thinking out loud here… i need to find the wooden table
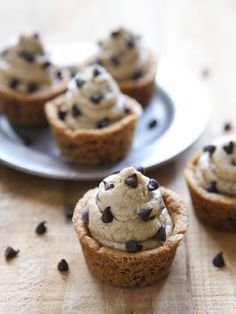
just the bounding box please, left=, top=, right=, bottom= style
left=0, top=1, right=236, bottom=313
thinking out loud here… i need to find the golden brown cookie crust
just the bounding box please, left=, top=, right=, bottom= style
left=0, top=74, right=68, bottom=126
left=72, top=187, right=188, bottom=287
left=45, top=94, right=142, bottom=166
left=185, top=154, right=236, bottom=232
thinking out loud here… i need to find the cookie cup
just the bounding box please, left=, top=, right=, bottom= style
left=185, top=154, right=236, bottom=232
left=45, top=94, right=142, bottom=166
left=72, top=187, right=188, bottom=287
left=0, top=75, right=68, bottom=126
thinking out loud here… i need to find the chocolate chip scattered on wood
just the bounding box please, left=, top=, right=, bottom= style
left=82, top=210, right=89, bottom=224
left=223, top=141, right=234, bottom=154
left=206, top=181, right=217, bottom=193
left=148, top=179, right=159, bottom=191
left=138, top=206, right=153, bottom=221
left=148, top=119, right=158, bottom=129
left=126, top=240, right=143, bottom=253
left=5, top=246, right=19, bottom=261
left=212, top=252, right=225, bottom=268
left=35, top=221, right=47, bottom=235
left=125, top=173, right=138, bottom=188
left=102, top=206, right=113, bottom=223
left=136, top=166, right=145, bottom=175
left=203, top=145, right=216, bottom=156
left=154, top=225, right=166, bottom=242
left=58, top=259, right=69, bottom=272
left=103, top=180, right=115, bottom=191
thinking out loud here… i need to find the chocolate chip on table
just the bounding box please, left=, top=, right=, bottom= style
left=224, top=122, right=232, bottom=132
left=125, top=173, right=138, bottom=188
left=148, top=179, right=159, bottom=191
left=110, top=55, right=120, bottom=67
left=203, top=145, right=216, bottom=156
left=75, top=77, right=85, bottom=88
left=132, top=71, right=143, bottom=81
left=111, top=30, right=121, bottom=37
left=103, top=180, right=115, bottom=191
left=93, top=68, right=101, bottom=77
left=212, top=252, right=225, bottom=268
left=35, top=221, right=47, bottom=235
left=9, top=78, right=20, bottom=90
left=5, top=246, right=19, bottom=261
left=136, top=166, right=145, bottom=175
left=223, top=141, right=234, bottom=154
left=58, top=259, right=69, bottom=272
left=82, top=209, right=89, bottom=224
left=58, top=108, right=67, bottom=121
left=154, top=225, right=166, bottom=242
left=138, top=206, right=153, bottom=221
left=97, top=118, right=109, bottom=129
left=18, top=50, right=35, bottom=62
left=72, top=104, right=81, bottom=117
left=148, top=119, right=158, bottom=129
left=42, top=61, right=51, bottom=69
left=206, top=181, right=217, bottom=193
left=102, top=206, right=113, bottom=223
left=90, top=93, right=103, bottom=104
left=27, top=82, right=38, bottom=93
left=126, top=240, right=143, bottom=253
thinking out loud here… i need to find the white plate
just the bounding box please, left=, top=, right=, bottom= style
left=0, top=43, right=210, bottom=180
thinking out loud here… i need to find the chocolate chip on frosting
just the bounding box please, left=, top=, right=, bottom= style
left=148, top=119, right=158, bottom=129
left=127, top=38, right=136, bottom=49
left=97, top=118, right=109, bottom=129
left=223, top=141, right=234, bottom=154
left=138, top=206, right=153, bottom=221
left=9, top=78, right=20, bottom=90
left=90, top=93, right=103, bottom=104
left=126, top=240, right=143, bottom=253
left=136, top=166, right=145, bottom=175
left=72, top=104, right=81, bottom=117
left=154, top=225, right=166, bottom=242
left=93, top=67, right=102, bottom=77
left=58, top=108, right=67, bottom=121
left=124, top=106, right=131, bottom=114
left=111, top=30, right=121, bottom=37
left=27, top=82, right=38, bottom=93
left=125, top=173, right=138, bottom=188
left=110, top=55, right=120, bottom=67
left=102, top=206, right=113, bottom=223
left=103, top=180, right=115, bottom=191
left=75, top=77, right=85, bottom=88
left=203, top=145, right=216, bottom=156
left=18, top=50, right=35, bottom=62
left=82, top=209, right=89, bottom=224
left=42, top=61, right=51, bottom=69
left=56, top=70, right=63, bottom=80
left=148, top=179, right=159, bottom=191
left=132, top=71, right=143, bottom=81
left=206, top=181, right=217, bottom=193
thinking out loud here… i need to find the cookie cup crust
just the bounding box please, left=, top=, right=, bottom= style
left=45, top=94, right=142, bottom=166
left=0, top=73, right=69, bottom=126
left=72, top=187, right=188, bottom=287
left=185, top=154, right=236, bottom=232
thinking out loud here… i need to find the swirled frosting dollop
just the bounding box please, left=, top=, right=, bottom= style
left=61, top=64, right=130, bottom=130
left=0, top=33, right=62, bottom=93
left=196, top=134, right=236, bottom=196
left=83, top=167, right=173, bottom=252
left=96, top=27, right=151, bottom=81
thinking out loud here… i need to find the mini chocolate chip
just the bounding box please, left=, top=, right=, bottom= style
left=125, top=173, right=138, bottom=188
left=132, top=71, right=143, bottom=81
left=102, top=206, right=113, bottom=223
left=58, top=108, right=67, bottom=121
left=56, top=70, right=62, bottom=80
left=224, top=122, right=232, bottom=132
left=110, top=56, right=120, bottom=67
left=212, top=252, right=225, bottom=268
left=232, top=159, right=236, bottom=166
left=72, top=104, right=81, bottom=117
left=90, top=93, right=103, bottom=104
left=9, top=78, right=20, bottom=90
left=206, top=181, right=217, bottom=193
left=203, top=145, right=216, bottom=156
left=148, top=179, right=159, bottom=191
left=138, top=206, right=153, bottom=221
left=97, top=118, right=109, bottom=129
left=18, top=50, right=35, bottom=62
left=136, top=166, right=145, bottom=174
left=126, top=240, right=143, bottom=253
left=75, top=78, right=85, bottom=88
left=5, top=246, right=19, bottom=261
left=103, top=180, right=115, bottom=191
left=27, top=82, right=38, bottom=93
left=124, top=106, right=131, bottom=114
left=93, top=68, right=101, bottom=77
left=154, top=225, right=166, bottom=241
left=111, top=30, right=121, bottom=37
left=127, top=38, right=135, bottom=49
left=42, top=61, right=51, bottom=69
left=82, top=210, right=89, bottom=224
left=58, top=259, right=69, bottom=272
left=35, top=221, right=47, bottom=235
left=148, top=119, right=158, bottom=129
left=223, top=141, right=234, bottom=154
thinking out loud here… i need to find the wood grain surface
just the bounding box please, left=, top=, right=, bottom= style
left=0, top=0, right=236, bottom=313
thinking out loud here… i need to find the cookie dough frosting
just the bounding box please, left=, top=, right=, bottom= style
left=61, top=64, right=129, bottom=130
left=0, top=33, right=62, bottom=93
left=196, top=134, right=236, bottom=196
left=96, top=27, right=151, bottom=81
left=82, top=166, right=173, bottom=252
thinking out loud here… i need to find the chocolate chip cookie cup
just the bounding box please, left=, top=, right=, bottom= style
left=72, top=167, right=188, bottom=287
left=0, top=33, right=68, bottom=125
left=45, top=65, right=142, bottom=165
left=185, top=135, right=236, bottom=232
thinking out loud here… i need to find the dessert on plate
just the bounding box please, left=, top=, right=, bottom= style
left=185, top=134, right=236, bottom=232
left=0, top=33, right=68, bottom=125
left=45, top=64, right=142, bottom=165
left=84, top=27, right=157, bottom=106
left=73, top=166, right=188, bottom=287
